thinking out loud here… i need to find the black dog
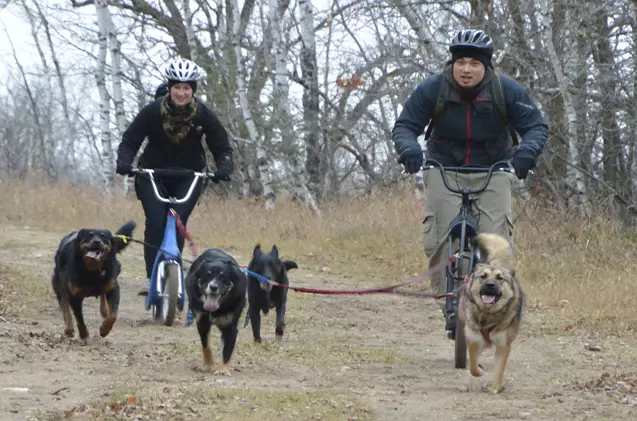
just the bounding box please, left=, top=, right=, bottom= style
left=185, top=248, right=246, bottom=375
left=51, top=221, right=136, bottom=341
left=244, top=244, right=298, bottom=343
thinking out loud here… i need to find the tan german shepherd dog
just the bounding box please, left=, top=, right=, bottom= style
left=459, top=232, right=524, bottom=393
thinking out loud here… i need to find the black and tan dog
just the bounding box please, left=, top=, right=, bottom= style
left=51, top=221, right=136, bottom=341
left=185, top=248, right=246, bottom=376
left=243, top=244, right=298, bottom=343
left=459, top=232, right=525, bottom=394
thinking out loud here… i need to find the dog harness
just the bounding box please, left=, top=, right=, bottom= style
left=481, top=325, right=496, bottom=344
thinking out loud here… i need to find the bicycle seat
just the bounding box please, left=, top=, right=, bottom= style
left=448, top=213, right=478, bottom=241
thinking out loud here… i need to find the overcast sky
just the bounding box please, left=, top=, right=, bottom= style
left=0, top=5, right=33, bottom=83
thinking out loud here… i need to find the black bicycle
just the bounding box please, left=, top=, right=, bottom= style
left=421, top=159, right=516, bottom=369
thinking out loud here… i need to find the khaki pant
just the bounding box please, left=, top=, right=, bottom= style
left=421, top=170, right=515, bottom=310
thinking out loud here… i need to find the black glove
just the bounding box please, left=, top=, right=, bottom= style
left=116, top=161, right=133, bottom=176
left=512, top=152, right=536, bottom=180
left=212, top=168, right=231, bottom=183
left=398, top=143, right=424, bottom=174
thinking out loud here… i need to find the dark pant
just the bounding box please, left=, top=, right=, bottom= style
left=135, top=175, right=203, bottom=279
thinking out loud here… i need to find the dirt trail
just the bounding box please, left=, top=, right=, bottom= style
left=0, top=223, right=635, bottom=420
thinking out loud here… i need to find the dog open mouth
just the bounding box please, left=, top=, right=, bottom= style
left=479, top=283, right=502, bottom=305
left=203, top=292, right=220, bottom=312
left=82, top=246, right=107, bottom=260
left=481, top=293, right=502, bottom=305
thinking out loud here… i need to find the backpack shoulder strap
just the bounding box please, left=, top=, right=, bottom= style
left=491, top=72, right=519, bottom=146
left=425, top=76, right=450, bottom=140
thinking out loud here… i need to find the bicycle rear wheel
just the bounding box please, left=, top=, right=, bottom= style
left=153, top=261, right=180, bottom=326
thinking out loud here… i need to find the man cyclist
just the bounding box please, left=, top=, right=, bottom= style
left=392, top=29, right=548, bottom=339
left=116, top=58, right=234, bottom=296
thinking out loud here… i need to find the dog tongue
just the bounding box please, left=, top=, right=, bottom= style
left=481, top=295, right=496, bottom=304
left=203, top=297, right=219, bottom=312
left=85, top=251, right=102, bottom=260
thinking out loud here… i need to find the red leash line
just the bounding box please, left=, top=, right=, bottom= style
left=171, top=209, right=198, bottom=257
left=261, top=255, right=457, bottom=296
left=173, top=217, right=458, bottom=298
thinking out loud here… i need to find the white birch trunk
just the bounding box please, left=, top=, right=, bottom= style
left=95, top=0, right=113, bottom=189
left=540, top=0, right=588, bottom=212
left=183, top=0, right=198, bottom=63
left=231, top=0, right=275, bottom=208
left=270, top=0, right=320, bottom=214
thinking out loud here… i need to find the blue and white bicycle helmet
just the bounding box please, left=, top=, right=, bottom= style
left=164, top=58, right=203, bottom=82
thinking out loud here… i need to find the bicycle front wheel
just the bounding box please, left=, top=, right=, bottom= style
left=153, top=261, right=180, bottom=326
left=454, top=301, right=467, bottom=369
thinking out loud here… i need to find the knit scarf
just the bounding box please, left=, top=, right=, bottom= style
left=160, top=96, right=198, bottom=144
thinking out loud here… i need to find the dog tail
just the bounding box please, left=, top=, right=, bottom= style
left=114, top=220, right=137, bottom=253
left=475, top=232, right=514, bottom=268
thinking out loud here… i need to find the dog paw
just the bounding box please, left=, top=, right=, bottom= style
left=78, top=324, right=89, bottom=340
left=469, top=365, right=484, bottom=377
left=491, top=384, right=505, bottom=394
left=213, top=364, right=231, bottom=376
left=64, top=328, right=75, bottom=338
left=99, top=319, right=115, bottom=338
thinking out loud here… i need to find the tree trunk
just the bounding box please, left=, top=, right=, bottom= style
left=299, top=0, right=322, bottom=200
left=540, top=0, right=588, bottom=212
left=269, top=0, right=320, bottom=214
left=230, top=0, right=275, bottom=208
left=95, top=0, right=114, bottom=188
left=591, top=8, right=623, bottom=193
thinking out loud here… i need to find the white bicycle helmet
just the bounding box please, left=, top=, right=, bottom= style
left=164, top=58, right=203, bottom=82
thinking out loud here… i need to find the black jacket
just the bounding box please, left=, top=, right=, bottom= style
left=117, top=98, right=233, bottom=173
left=392, top=71, right=548, bottom=167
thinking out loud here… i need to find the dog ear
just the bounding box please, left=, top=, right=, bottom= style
left=270, top=244, right=279, bottom=259
left=282, top=260, right=298, bottom=271
left=253, top=244, right=262, bottom=259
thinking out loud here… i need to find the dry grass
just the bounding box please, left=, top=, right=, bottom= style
left=0, top=263, right=50, bottom=317
left=1, top=178, right=636, bottom=333
left=39, top=383, right=376, bottom=421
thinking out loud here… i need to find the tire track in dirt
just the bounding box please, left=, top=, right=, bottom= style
left=0, top=224, right=636, bottom=420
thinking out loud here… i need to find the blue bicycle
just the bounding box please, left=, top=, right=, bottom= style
left=130, top=168, right=221, bottom=326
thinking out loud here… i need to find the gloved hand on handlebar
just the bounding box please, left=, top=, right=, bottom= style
left=512, top=151, right=536, bottom=180
left=398, top=143, right=424, bottom=174
left=212, top=168, right=231, bottom=183
left=116, top=161, right=134, bottom=176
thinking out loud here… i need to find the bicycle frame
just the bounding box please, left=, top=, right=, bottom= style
left=421, top=160, right=517, bottom=360
left=130, top=168, right=218, bottom=313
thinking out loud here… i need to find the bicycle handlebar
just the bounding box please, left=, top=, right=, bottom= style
left=130, top=168, right=228, bottom=204
left=421, top=159, right=521, bottom=196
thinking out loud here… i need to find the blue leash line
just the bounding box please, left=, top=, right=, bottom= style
left=239, top=267, right=271, bottom=285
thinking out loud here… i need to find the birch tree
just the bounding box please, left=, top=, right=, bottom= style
left=230, top=0, right=276, bottom=208
left=540, top=0, right=589, bottom=212
left=95, top=0, right=114, bottom=188
left=267, top=0, right=320, bottom=213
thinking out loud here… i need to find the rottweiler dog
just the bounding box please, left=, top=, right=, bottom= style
left=244, top=244, right=298, bottom=343
left=185, top=248, right=246, bottom=376
left=51, top=221, right=136, bottom=341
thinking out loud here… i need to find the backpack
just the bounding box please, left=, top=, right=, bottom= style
left=424, top=72, right=519, bottom=146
